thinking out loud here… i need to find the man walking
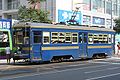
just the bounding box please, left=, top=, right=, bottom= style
left=6, top=47, right=11, bottom=64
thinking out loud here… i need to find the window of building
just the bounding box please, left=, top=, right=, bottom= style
left=83, top=0, right=91, bottom=10
left=119, top=5, right=120, bottom=16
left=0, top=0, right=2, bottom=10
left=92, top=0, right=104, bottom=13
left=113, top=0, right=118, bottom=16
left=12, top=14, right=18, bottom=19
left=8, top=0, right=20, bottom=10
left=106, top=1, right=112, bottom=14
left=118, top=0, right=120, bottom=4
left=83, top=15, right=91, bottom=25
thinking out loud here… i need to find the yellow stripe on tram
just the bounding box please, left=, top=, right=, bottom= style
left=88, top=46, right=112, bottom=49
left=42, top=46, right=79, bottom=50
left=22, top=47, right=32, bottom=50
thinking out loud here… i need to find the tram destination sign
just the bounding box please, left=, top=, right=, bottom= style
left=0, top=19, right=12, bottom=29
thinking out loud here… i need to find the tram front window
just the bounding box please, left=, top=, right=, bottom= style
left=15, top=29, right=30, bottom=45
left=0, top=31, right=10, bottom=47
left=16, top=31, right=24, bottom=44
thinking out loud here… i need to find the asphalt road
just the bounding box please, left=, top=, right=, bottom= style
left=1, top=57, right=120, bottom=80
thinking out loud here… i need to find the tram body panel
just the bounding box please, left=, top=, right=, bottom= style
left=12, top=22, right=115, bottom=62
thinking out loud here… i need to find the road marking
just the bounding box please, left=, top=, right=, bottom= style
left=4, top=64, right=110, bottom=80
left=86, top=72, right=120, bottom=80
left=84, top=67, right=120, bottom=74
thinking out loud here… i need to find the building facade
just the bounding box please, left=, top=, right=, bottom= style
left=0, top=0, right=120, bottom=29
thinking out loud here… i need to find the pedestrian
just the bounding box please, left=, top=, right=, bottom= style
left=6, top=47, right=11, bottom=64
left=117, top=42, right=120, bottom=55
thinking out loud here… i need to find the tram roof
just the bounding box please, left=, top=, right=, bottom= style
left=13, top=22, right=115, bottom=32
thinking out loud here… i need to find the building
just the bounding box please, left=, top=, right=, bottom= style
left=0, top=0, right=120, bottom=29
left=0, top=0, right=27, bottom=19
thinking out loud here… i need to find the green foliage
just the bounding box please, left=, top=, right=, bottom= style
left=18, top=6, right=52, bottom=23
left=114, top=18, right=120, bottom=33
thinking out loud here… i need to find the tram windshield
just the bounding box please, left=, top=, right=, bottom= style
left=14, top=28, right=30, bottom=45
left=0, top=31, right=10, bottom=47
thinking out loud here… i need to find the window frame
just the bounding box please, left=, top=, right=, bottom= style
left=43, top=32, right=50, bottom=44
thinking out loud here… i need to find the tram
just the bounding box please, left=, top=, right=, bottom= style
left=0, top=19, right=12, bottom=59
left=12, top=22, right=115, bottom=62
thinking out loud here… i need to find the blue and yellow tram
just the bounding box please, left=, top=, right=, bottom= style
left=12, top=22, right=115, bottom=62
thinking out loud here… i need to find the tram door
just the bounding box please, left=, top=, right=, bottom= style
left=79, top=32, right=88, bottom=58
left=31, top=31, right=42, bottom=61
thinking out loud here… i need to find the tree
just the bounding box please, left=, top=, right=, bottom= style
left=114, top=18, right=120, bottom=33
left=18, top=0, right=51, bottom=23
left=18, top=6, right=51, bottom=23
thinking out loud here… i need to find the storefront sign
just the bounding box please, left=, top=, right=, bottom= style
left=92, top=17, right=105, bottom=25
left=0, top=19, right=12, bottom=29
left=58, top=9, right=82, bottom=24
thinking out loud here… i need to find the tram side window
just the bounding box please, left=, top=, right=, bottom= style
left=112, top=35, right=114, bottom=43
left=108, top=34, right=112, bottom=44
left=88, top=34, right=93, bottom=44
left=93, top=34, right=99, bottom=43
left=79, top=33, right=82, bottom=43
left=103, top=34, right=108, bottom=43
left=72, top=33, right=78, bottom=44
left=43, top=32, right=50, bottom=44
left=59, top=32, right=65, bottom=43
left=65, top=32, right=72, bottom=43
left=51, top=32, right=58, bottom=44
left=34, top=31, right=42, bottom=43
left=83, top=33, right=87, bottom=43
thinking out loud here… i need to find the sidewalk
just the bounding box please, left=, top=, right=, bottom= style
left=0, top=59, right=15, bottom=71
left=0, top=55, right=120, bottom=71
left=0, top=58, right=13, bottom=64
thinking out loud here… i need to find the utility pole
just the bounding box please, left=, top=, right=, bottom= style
left=111, top=0, right=113, bottom=29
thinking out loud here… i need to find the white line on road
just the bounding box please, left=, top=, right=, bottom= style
left=4, top=64, right=110, bottom=80
left=84, top=67, right=120, bottom=74
left=86, top=72, right=120, bottom=80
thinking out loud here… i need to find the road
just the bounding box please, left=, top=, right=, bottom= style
left=1, top=57, right=120, bottom=80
